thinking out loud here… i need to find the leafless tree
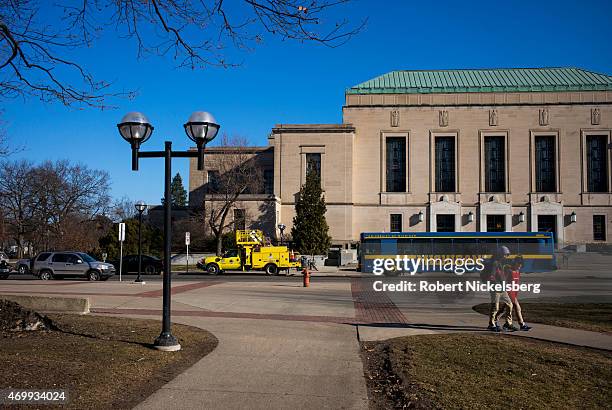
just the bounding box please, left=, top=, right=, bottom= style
left=201, top=135, right=263, bottom=255
left=0, top=159, right=111, bottom=256
left=109, top=195, right=139, bottom=223
left=32, top=160, right=111, bottom=245
left=0, top=160, right=40, bottom=256
left=0, top=1, right=365, bottom=108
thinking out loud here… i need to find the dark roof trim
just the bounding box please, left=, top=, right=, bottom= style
left=272, top=124, right=355, bottom=134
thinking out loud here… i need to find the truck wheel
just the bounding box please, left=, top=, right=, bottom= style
left=264, top=264, right=278, bottom=275
left=18, top=265, right=28, bottom=274
left=39, top=270, right=53, bottom=280
left=206, top=263, right=220, bottom=275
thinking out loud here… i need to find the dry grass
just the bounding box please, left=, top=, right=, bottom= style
left=362, top=333, right=612, bottom=409
left=473, top=302, right=612, bottom=333
left=0, top=314, right=217, bottom=409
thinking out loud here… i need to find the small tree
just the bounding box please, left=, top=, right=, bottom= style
left=162, top=173, right=188, bottom=207
left=172, top=173, right=188, bottom=207
left=291, top=173, right=331, bottom=255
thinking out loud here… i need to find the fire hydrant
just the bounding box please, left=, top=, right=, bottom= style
left=302, top=268, right=310, bottom=287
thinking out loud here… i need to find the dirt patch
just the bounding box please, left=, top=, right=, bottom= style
left=473, top=302, right=612, bottom=333
left=0, top=312, right=217, bottom=409
left=361, top=333, right=612, bottom=409
left=0, top=299, right=56, bottom=332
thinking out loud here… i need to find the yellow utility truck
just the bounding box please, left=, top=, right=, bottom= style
left=200, top=230, right=302, bottom=275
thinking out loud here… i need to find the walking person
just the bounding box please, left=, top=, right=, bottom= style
left=486, top=246, right=516, bottom=332
left=497, top=256, right=532, bottom=331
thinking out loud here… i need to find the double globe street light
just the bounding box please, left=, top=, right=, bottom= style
left=118, top=111, right=220, bottom=351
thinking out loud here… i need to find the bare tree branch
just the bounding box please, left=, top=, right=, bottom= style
left=0, top=0, right=365, bottom=108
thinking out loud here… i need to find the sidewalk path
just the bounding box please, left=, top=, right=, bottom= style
left=1, top=274, right=611, bottom=409
left=133, top=317, right=367, bottom=410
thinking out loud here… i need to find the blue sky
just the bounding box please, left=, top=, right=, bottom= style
left=4, top=0, right=612, bottom=205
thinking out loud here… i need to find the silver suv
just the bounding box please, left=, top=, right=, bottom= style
left=32, top=252, right=115, bottom=281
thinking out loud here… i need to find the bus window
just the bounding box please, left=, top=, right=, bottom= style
left=411, top=238, right=432, bottom=255
left=397, top=238, right=412, bottom=255
left=517, top=238, right=545, bottom=255
left=362, top=239, right=381, bottom=255
left=478, top=238, right=498, bottom=256
left=452, top=238, right=480, bottom=256
left=432, top=238, right=453, bottom=256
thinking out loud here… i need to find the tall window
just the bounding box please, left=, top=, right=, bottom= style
left=386, top=137, right=407, bottom=192
left=484, top=136, right=505, bottom=192
left=306, top=153, right=321, bottom=180
left=435, top=137, right=455, bottom=192
left=390, top=214, right=402, bottom=232
left=233, top=209, right=246, bottom=231
left=436, top=214, right=455, bottom=232
left=207, top=170, right=220, bottom=192
left=263, top=169, right=274, bottom=194
left=535, top=135, right=556, bottom=192
left=587, top=135, right=608, bottom=193
left=486, top=215, right=505, bottom=232
left=593, top=215, right=606, bottom=241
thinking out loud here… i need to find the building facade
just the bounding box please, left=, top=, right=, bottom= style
left=190, top=68, right=612, bottom=246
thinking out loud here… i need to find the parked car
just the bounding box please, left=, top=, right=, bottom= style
left=0, top=259, right=11, bottom=279
left=31, top=251, right=115, bottom=281
left=15, top=257, right=32, bottom=274
left=110, top=254, right=163, bottom=274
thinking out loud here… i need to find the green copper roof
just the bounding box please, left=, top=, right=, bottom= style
left=347, top=68, right=612, bottom=94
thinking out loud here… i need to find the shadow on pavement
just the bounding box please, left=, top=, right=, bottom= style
left=356, top=322, right=487, bottom=332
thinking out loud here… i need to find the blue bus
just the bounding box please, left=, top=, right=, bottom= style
left=359, top=231, right=556, bottom=274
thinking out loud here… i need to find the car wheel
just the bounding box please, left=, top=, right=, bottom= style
left=18, top=265, right=28, bottom=274
left=206, top=263, right=220, bottom=275
left=144, top=264, right=156, bottom=275
left=39, top=270, right=53, bottom=280
left=87, top=270, right=100, bottom=281
left=265, top=264, right=278, bottom=275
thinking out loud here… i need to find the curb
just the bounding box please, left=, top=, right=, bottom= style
left=0, top=294, right=90, bottom=314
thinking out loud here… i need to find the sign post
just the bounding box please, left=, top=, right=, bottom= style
left=185, top=232, right=190, bottom=274
left=118, top=222, right=126, bottom=282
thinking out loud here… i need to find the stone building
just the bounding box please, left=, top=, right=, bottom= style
left=190, top=67, right=612, bottom=246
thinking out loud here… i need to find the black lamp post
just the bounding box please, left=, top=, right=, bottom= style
left=134, top=200, right=147, bottom=283
left=117, top=111, right=220, bottom=352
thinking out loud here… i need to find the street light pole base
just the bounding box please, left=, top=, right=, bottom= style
left=134, top=278, right=145, bottom=283
left=154, top=332, right=181, bottom=352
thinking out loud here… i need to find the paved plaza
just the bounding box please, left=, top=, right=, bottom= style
left=1, top=266, right=611, bottom=409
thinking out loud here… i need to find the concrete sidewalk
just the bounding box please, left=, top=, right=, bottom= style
left=133, top=317, right=367, bottom=410
left=1, top=274, right=611, bottom=409
left=357, top=310, right=612, bottom=351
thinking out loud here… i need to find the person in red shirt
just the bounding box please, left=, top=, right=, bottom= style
left=499, top=256, right=532, bottom=331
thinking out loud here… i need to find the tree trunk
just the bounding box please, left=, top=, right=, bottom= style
left=216, top=234, right=223, bottom=257
left=214, top=208, right=230, bottom=256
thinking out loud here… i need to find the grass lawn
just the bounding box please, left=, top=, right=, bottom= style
left=473, top=302, right=612, bottom=333
left=362, top=333, right=612, bottom=409
left=0, top=314, right=217, bottom=409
